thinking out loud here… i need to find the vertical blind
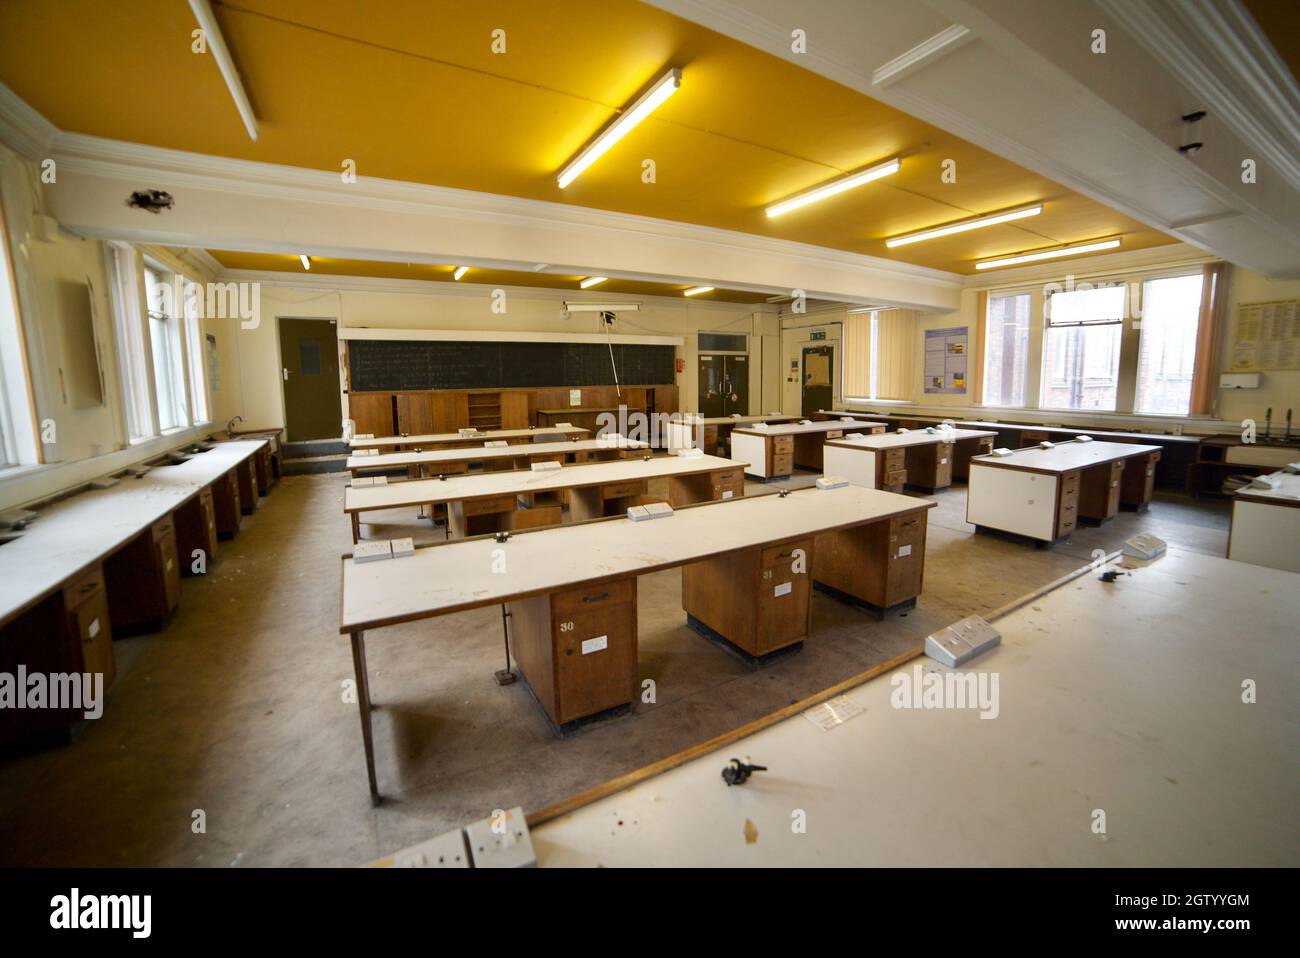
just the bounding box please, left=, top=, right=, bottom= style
left=843, top=311, right=872, bottom=398
left=843, top=309, right=917, bottom=401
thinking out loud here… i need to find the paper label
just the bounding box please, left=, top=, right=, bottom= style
left=581, top=635, right=608, bottom=655
left=940, top=458, right=948, bottom=464
left=88, top=618, right=100, bottom=638
left=774, top=581, right=792, bottom=597
left=898, top=544, right=912, bottom=557
left=722, top=490, right=733, bottom=499
left=803, top=695, right=865, bottom=730
left=569, top=389, right=582, bottom=407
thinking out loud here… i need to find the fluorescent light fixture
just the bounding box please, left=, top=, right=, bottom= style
left=765, top=158, right=900, bottom=218
left=188, top=0, right=259, bottom=141
left=299, top=255, right=311, bottom=270
left=975, top=238, right=1121, bottom=270
left=886, top=203, right=1043, bottom=248
left=557, top=68, right=681, bottom=189
left=580, top=277, right=607, bottom=289
left=682, top=286, right=713, bottom=296
left=452, top=266, right=469, bottom=280
left=563, top=302, right=641, bottom=312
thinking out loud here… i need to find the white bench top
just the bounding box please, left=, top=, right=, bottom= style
left=732, top=420, right=884, bottom=437
left=0, top=439, right=266, bottom=623
left=340, top=485, right=934, bottom=632
left=346, top=436, right=649, bottom=471
left=970, top=439, right=1161, bottom=474
left=345, top=454, right=739, bottom=513
left=670, top=414, right=800, bottom=427
left=350, top=426, right=588, bottom=450
left=531, top=548, right=1299, bottom=865
left=827, top=428, right=997, bottom=450
left=1233, top=471, right=1300, bottom=504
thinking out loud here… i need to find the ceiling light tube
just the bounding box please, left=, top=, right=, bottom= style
left=188, top=0, right=259, bottom=141
left=683, top=286, right=713, bottom=296
left=580, top=277, right=607, bottom=289
left=975, top=238, right=1121, bottom=270
left=557, top=68, right=681, bottom=189
left=452, top=266, right=469, bottom=280
left=886, top=203, right=1043, bottom=248
left=299, top=255, right=311, bottom=270
left=765, top=158, right=900, bottom=218
left=564, top=302, right=641, bottom=312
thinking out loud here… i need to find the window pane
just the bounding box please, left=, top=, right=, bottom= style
left=1048, top=285, right=1125, bottom=324
left=184, top=282, right=209, bottom=423
left=108, top=247, right=154, bottom=439
left=1042, top=323, right=1122, bottom=410
left=144, top=264, right=188, bottom=429
left=982, top=293, right=1030, bottom=406
left=1135, top=274, right=1203, bottom=415
left=300, top=339, right=321, bottom=376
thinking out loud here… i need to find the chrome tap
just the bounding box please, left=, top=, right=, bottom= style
left=226, top=415, right=244, bottom=439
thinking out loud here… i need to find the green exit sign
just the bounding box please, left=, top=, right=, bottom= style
left=810, top=330, right=826, bottom=341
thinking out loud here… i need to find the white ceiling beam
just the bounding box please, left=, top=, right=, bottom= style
left=872, top=24, right=972, bottom=88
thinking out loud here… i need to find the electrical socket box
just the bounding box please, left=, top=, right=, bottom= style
left=465, top=806, right=536, bottom=868
left=926, top=615, right=1001, bottom=667
left=1220, top=373, right=1261, bottom=389
left=816, top=475, right=849, bottom=489
left=376, top=828, right=471, bottom=868
left=1122, top=533, right=1166, bottom=560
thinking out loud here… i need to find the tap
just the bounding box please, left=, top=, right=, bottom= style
left=226, top=415, right=244, bottom=439
left=1287, top=409, right=1293, bottom=442
left=1264, top=408, right=1271, bottom=441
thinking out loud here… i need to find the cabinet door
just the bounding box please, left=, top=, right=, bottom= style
left=499, top=391, right=531, bottom=429
left=553, top=603, right=637, bottom=724
left=72, top=587, right=115, bottom=691
left=153, top=520, right=182, bottom=612
left=348, top=392, right=395, bottom=437
left=757, top=540, right=812, bottom=653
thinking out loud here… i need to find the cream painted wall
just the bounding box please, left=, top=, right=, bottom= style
left=780, top=307, right=847, bottom=415
left=223, top=278, right=767, bottom=434
left=1217, top=266, right=1300, bottom=430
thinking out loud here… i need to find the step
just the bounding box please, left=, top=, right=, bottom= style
left=283, top=438, right=350, bottom=459
left=283, top=453, right=349, bottom=476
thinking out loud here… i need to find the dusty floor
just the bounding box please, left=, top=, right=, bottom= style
left=0, top=466, right=1230, bottom=866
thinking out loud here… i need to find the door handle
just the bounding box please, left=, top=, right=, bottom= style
left=282, top=368, right=290, bottom=381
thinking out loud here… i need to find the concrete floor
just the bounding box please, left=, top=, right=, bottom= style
left=0, top=466, right=1230, bottom=866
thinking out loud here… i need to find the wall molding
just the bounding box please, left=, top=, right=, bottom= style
left=0, top=82, right=56, bottom=160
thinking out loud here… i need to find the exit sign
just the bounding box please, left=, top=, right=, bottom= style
left=810, top=330, right=826, bottom=341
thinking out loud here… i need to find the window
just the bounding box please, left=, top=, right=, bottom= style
left=182, top=279, right=210, bottom=423
left=982, top=292, right=1030, bottom=406
left=143, top=263, right=188, bottom=430
left=1135, top=273, right=1204, bottom=415
left=108, top=245, right=154, bottom=440
left=1042, top=285, right=1124, bottom=411
left=844, top=309, right=915, bottom=401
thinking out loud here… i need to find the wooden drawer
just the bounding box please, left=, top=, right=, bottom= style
left=64, top=565, right=106, bottom=606
left=552, top=578, right=636, bottom=617
left=891, top=514, right=926, bottom=549
left=771, top=453, right=793, bottom=476
left=772, top=435, right=794, bottom=454
left=461, top=494, right=517, bottom=517
left=151, top=517, right=174, bottom=542
left=761, top=538, right=811, bottom=570
left=884, top=468, right=907, bottom=489
left=1061, top=471, right=1081, bottom=495
left=155, top=527, right=181, bottom=612
left=825, top=429, right=843, bottom=440
left=711, top=469, right=744, bottom=500
left=600, top=480, right=647, bottom=500
left=884, top=448, right=905, bottom=469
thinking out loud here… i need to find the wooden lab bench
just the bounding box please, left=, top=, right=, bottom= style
left=823, top=429, right=997, bottom=493
left=730, top=420, right=886, bottom=478
left=346, top=437, right=650, bottom=477
left=344, top=454, right=745, bottom=542
left=1227, top=472, right=1300, bottom=573
left=663, top=414, right=799, bottom=455
left=349, top=425, right=589, bottom=452
left=337, top=486, right=935, bottom=802
left=966, top=440, right=1162, bottom=545
left=0, top=440, right=268, bottom=745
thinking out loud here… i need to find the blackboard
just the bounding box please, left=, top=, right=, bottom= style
left=349, top=339, right=675, bottom=391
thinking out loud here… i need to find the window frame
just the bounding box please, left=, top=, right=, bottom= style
left=1039, top=284, right=1127, bottom=412
left=981, top=291, right=1031, bottom=408
left=143, top=259, right=192, bottom=432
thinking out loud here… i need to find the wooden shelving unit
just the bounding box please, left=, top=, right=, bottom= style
left=466, top=392, right=502, bottom=430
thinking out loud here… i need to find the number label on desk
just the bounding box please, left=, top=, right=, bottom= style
left=898, top=544, right=913, bottom=558
left=774, top=581, right=792, bottom=597
left=581, top=635, right=608, bottom=655
left=560, top=621, right=574, bottom=632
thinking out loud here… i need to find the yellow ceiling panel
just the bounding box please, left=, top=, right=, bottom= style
left=0, top=0, right=1176, bottom=273
left=205, top=250, right=772, bottom=304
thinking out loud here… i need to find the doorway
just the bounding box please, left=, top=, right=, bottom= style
left=278, top=317, right=341, bottom=441
left=697, top=353, right=748, bottom=417
left=801, top=344, right=833, bottom=415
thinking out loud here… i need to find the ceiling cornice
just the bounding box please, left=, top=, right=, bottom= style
left=0, top=81, right=57, bottom=160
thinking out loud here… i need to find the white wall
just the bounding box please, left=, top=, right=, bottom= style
left=1217, top=266, right=1300, bottom=430
left=221, top=275, right=769, bottom=433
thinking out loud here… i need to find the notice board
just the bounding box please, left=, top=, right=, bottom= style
left=924, top=326, right=968, bottom=394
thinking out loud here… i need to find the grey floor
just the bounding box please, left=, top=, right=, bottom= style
left=0, top=465, right=1231, bottom=866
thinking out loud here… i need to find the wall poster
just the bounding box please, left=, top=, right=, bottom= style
left=924, top=325, right=968, bottom=394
